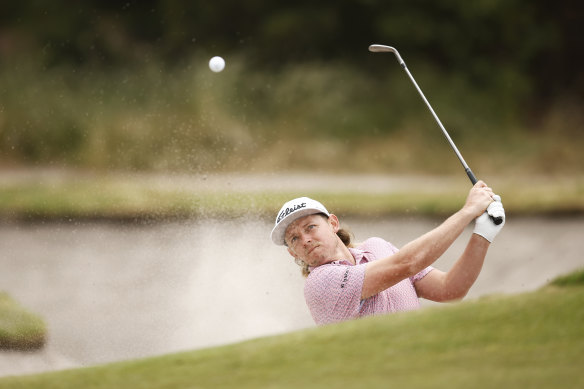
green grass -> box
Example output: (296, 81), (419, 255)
(0, 293), (46, 351)
(0, 173), (582, 220)
(1, 273), (582, 388)
(550, 268), (584, 287)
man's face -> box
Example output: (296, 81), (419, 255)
(285, 213), (340, 267)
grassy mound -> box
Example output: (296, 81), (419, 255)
(0, 293), (46, 351)
(1, 172), (583, 221)
(550, 267), (584, 287)
(1, 272), (582, 388)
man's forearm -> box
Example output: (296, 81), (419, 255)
(399, 208), (476, 273)
(442, 234), (490, 299)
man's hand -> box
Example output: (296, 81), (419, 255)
(473, 196), (505, 243)
(463, 181), (496, 218)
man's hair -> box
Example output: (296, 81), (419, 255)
(294, 214), (354, 277)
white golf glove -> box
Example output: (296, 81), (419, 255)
(473, 195), (505, 243)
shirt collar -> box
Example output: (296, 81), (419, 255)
(307, 247), (371, 272)
(329, 247), (370, 266)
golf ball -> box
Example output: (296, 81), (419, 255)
(209, 56), (225, 73)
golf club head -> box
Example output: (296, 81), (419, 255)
(369, 44), (405, 67)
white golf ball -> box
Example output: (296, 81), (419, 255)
(209, 56), (225, 73)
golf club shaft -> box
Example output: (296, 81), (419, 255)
(402, 66), (478, 185)
(370, 44), (503, 225)
(369, 44), (478, 185)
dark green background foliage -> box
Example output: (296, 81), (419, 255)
(1, 0), (580, 95)
(0, 1), (582, 172)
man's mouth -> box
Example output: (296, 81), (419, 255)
(307, 245), (319, 255)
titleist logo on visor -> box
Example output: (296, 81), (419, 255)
(277, 202), (307, 223)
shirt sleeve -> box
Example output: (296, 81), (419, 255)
(304, 263), (366, 325)
(410, 266), (435, 284)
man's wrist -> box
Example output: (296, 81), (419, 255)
(458, 207), (478, 223)
(472, 231), (492, 244)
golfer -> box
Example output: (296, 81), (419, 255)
(271, 181), (505, 325)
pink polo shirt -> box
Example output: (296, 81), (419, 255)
(304, 237), (434, 325)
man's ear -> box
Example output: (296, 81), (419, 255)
(328, 214), (340, 233)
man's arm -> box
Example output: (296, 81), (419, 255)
(414, 197), (506, 301)
(413, 234), (490, 302)
(361, 208), (476, 299)
(360, 181), (495, 300)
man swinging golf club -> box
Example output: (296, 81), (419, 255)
(271, 182), (505, 325)
(271, 44), (506, 324)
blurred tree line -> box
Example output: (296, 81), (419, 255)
(1, 0), (581, 99)
(0, 0), (582, 173)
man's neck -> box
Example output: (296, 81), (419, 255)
(334, 240), (355, 265)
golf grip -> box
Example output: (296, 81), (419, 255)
(466, 168), (478, 185)
(491, 214), (504, 225)
(491, 215), (503, 225)
(466, 169), (503, 225)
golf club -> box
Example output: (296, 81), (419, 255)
(369, 44), (503, 225)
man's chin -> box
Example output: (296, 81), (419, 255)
(307, 254), (335, 268)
